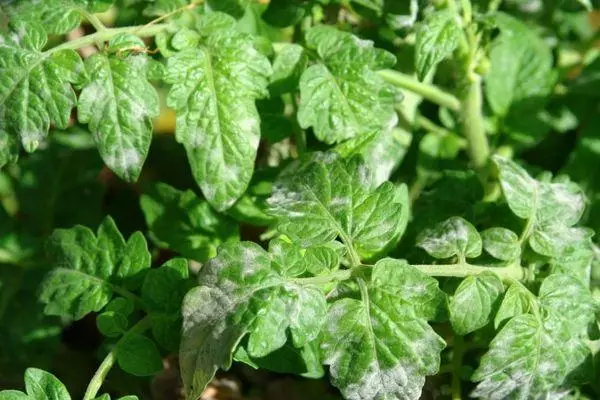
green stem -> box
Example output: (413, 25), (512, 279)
(378, 70), (461, 112)
(79, 9), (107, 32)
(451, 335), (464, 400)
(413, 262), (524, 280)
(47, 24), (169, 54)
(460, 75), (490, 170)
(82, 316), (153, 400)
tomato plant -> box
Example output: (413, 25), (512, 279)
(1, 0), (599, 399)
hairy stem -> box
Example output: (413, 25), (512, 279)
(80, 9), (107, 32)
(47, 24), (169, 54)
(413, 262), (524, 280)
(378, 70), (461, 112)
(82, 316), (153, 400)
(460, 75), (490, 170)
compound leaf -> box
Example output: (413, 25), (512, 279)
(164, 15), (272, 210)
(180, 241), (327, 399)
(267, 152), (409, 258)
(297, 26), (399, 144)
(41, 216), (151, 320)
(322, 260), (445, 400)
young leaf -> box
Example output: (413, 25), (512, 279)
(180, 241), (328, 399)
(164, 14), (272, 210)
(0, 368), (71, 400)
(494, 280), (535, 329)
(417, 216), (482, 260)
(140, 183), (239, 262)
(267, 152), (409, 258)
(449, 272), (504, 335)
(493, 156), (587, 263)
(116, 333), (163, 377)
(321, 259), (445, 400)
(485, 13), (554, 117)
(481, 227), (520, 261)
(297, 26), (399, 144)
(41, 217), (151, 320)
(78, 39), (160, 181)
(0, 20), (84, 161)
(415, 10), (461, 81)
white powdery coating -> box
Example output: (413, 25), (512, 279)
(351, 35), (374, 49)
(342, 362), (424, 400)
(106, 147), (140, 175)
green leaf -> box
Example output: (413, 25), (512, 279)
(415, 10), (461, 81)
(0, 20), (84, 163)
(297, 26), (399, 144)
(267, 152), (409, 258)
(143, 0), (187, 17)
(449, 272), (504, 335)
(494, 280), (535, 329)
(538, 274), (596, 334)
(78, 51), (159, 181)
(269, 43), (307, 96)
(164, 17), (272, 210)
(481, 227), (521, 261)
(474, 274), (595, 398)
(7, 0), (114, 35)
(417, 216), (482, 260)
(484, 13), (554, 117)
(322, 260), (445, 400)
(0, 368), (70, 400)
(493, 156), (587, 261)
(262, 0), (307, 27)
(41, 216), (151, 320)
(140, 183), (239, 262)
(96, 310), (128, 338)
(116, 333), (163, 377)
(180, 241), (328, 399)
(206, 0), (249, 18)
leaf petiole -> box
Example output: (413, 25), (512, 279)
(412, 262), (524, 281)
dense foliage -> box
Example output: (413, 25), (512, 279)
(1, 0), (599, 399)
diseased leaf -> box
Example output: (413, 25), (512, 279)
(180, 241), (328, 399)
(0, 20), (84, 164)
(449, 272), (504, 335)
(481, 227), (520, 261)
(164, 15), (272, 210)
(415, 10), (461, 81)
(78, 40), (159, 181)
(267, 152), (409, 258)
(493, 156), (588, 266)
(322, 260), (445, 400)
(417, 216), (482, 260)
(116, 333), (163, 377)
(140, 183), (239, 262)
(41, 217), (151, 320)
(297, 26), (399, 144)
